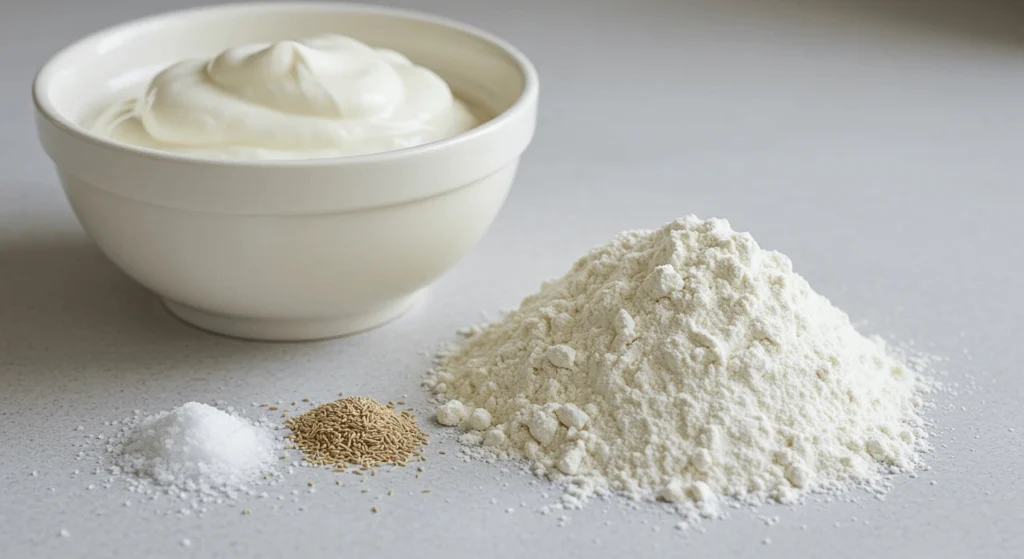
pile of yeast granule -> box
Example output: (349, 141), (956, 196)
(286, 397), (428, 468)
(426, 216), (931, 513)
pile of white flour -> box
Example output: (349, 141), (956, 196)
(427, 216), (930, 511)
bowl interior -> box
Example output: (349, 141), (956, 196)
(37, 3), (528, 131)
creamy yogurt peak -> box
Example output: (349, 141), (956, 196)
(91, 35), (479, 159)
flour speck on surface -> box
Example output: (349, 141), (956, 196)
(426, 216), (932, 514)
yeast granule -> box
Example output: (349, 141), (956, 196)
(285, 397), (428, 468)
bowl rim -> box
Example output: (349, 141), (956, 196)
(32, 1), (539, 168)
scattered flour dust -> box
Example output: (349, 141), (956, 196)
(426, 216), (934, 520)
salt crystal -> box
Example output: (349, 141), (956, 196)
(118, 402), (277, 494)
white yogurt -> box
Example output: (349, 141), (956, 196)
(91, 35), (479, 159)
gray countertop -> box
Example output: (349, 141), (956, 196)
(3, 0), (1023, 557)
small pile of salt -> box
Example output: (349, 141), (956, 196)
(119, 402), (277, 493)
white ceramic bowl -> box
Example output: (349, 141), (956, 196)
(34, 2), (537, 341)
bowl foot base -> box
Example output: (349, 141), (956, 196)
(163, 292), (423, 341)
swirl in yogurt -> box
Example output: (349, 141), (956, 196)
(91, 35), (479, 159)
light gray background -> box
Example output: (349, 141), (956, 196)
(2, 0), (1023, 557)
